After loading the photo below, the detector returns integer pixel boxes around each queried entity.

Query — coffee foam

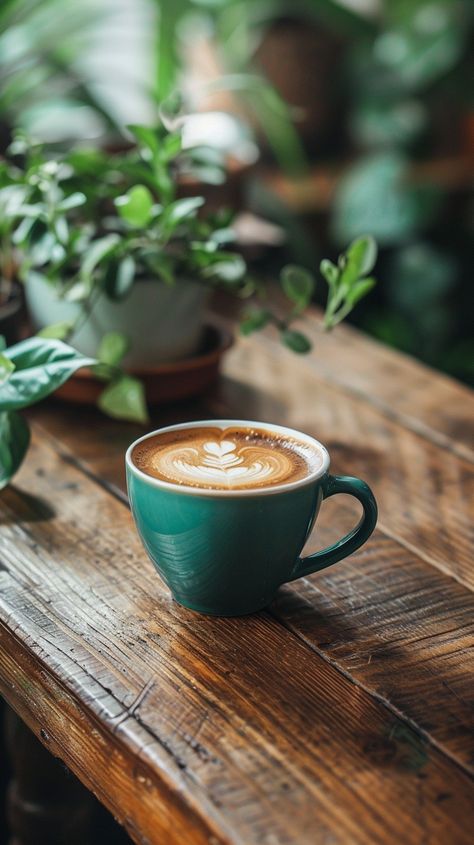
[132,425,323,491]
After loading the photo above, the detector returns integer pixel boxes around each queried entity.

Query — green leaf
[98,375,148,424]
[281,329,312,354]
[37,322,73,340]
[104,256,136,301]
[58,192,86,212]
[202,253,246,284]
[98,332,129,367]
[0,354,15,384]
[320,259,339,288]
[54,216,69,245]
[210,228,236,245]
[12,215,36,245]
[64,280,91,303]
[0,339,96,411]
[127,125,160,158]
[240,309,271,336]
[115,185,154,227]
[163,197,205,229]
[141,252,175,286]
[280,265,315,307]
[81,235,120,279]
[0,410,30,490]
[162,131,182,161]
[345,276,376,307]
[345,235,378,278]
[29,232,62,267]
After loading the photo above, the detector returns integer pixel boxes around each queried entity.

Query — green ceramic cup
[126,420,378,617]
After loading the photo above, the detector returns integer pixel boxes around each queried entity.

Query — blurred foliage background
[1,0,473,383]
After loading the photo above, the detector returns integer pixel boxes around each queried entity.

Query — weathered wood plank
[294,314,474,461]
[27,407,474,772]
[30,333,474,590]
[274,511,474,771]
[211,298,474,460]
[1,435,473,845]
[214,340,474,589]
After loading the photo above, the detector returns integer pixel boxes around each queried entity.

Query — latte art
[132,426,323,491]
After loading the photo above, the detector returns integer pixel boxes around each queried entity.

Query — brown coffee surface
[132,425,323,490]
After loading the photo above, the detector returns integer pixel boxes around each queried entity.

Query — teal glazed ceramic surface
[126,421,378,616]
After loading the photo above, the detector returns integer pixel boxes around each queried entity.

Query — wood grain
[1,435,473,845]
[30,330,474,589]
[27,407,474,773]
[211,296,474,459]
[215,338,474,589]
[28,315,474,770]
[292,314,474,461]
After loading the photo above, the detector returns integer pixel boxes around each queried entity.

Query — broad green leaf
[240,309,271,336]
[37,322,73,340]
[12,215,36,244]
[281,329,312,354]
[164,197,205,229]
[0,339,96,411]
[320,259,339,288]
[0,410,30,489]
[345,276,376,307]
[58,192,86,212]
[0,337,6,352]
[104,256,136,301]
[98,375,148,424]
[210,228,235,245]
[54,216,69,245]
[0,184,29,217]
[115,185,154,227]
[29,232,62,266]
[64,280,91,303]
[0,354,15,384]
[345,235,378,278]
[203,253,246,283]
[98,332,129,367]
[81,234,120,279]
[281,265,315,307]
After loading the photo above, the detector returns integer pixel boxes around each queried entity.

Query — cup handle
[288,474,378,582]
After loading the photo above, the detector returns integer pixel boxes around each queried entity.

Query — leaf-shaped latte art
[203,440,235,457]
[132,426,322,490]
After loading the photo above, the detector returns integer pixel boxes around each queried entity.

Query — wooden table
[1,307,473,845]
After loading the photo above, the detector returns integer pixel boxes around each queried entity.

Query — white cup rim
[125,419,330,498]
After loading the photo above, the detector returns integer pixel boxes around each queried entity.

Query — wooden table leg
[4,705,103,845]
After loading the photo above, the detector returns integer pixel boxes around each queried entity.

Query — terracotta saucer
[55,323,233,406]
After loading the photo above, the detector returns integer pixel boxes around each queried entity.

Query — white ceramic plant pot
[25,275,210,367]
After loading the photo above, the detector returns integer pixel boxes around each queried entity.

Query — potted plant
[1,127,247,364]
[1,125,378,421]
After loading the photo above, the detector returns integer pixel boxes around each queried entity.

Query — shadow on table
[0,486,56,525]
